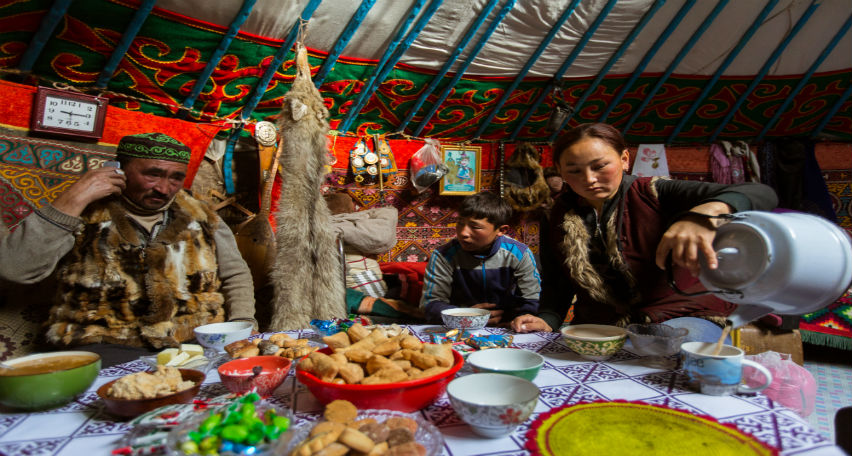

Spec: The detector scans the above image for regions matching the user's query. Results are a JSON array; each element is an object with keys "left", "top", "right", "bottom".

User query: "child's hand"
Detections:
[
  {"left": 510, "top": 314, "right": 552, "bottom": 333},
  {"left": 472, "top": 303, "right": 503, "bottom": 325}
]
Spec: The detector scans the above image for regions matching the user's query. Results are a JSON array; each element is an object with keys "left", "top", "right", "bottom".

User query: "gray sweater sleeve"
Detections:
[
  {"left": 0, "top": 205, "right": 81, "bottom": 284},
  {"left": 212, "top": 219, "right": 257, "bottom": 329},
  {"left": 419, "top": 250, "right": 456, "bottom": 323}
]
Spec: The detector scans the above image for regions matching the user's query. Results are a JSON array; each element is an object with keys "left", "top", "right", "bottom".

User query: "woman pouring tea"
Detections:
[{"left": 510, "top": 123, "right": 777, "bottom": 335}]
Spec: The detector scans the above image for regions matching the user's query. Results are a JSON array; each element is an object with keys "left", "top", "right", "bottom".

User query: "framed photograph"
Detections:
[{"left": 439, "top": 145, "right": 481, "bottom": 195}]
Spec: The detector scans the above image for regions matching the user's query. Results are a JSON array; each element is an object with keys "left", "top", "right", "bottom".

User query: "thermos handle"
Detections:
[{"left": 664, "top": 211, "right": 744, "bottom": 299}]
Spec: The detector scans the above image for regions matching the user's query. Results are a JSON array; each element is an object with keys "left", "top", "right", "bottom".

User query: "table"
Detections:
[{"left": 0, "top": 326, "right": 842, "bottom": 456}]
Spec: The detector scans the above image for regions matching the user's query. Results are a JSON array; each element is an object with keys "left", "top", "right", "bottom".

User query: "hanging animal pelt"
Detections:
[
  {"left": 270, "top": 44, "right": 346, "bottom": 330},
  {"left": 504, "top": 143, "right": 551, "bottom": 212}
]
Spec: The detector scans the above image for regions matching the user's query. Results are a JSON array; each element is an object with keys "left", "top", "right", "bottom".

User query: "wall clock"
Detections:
[{"left": 30, "top": 86, "right": 108, "bottom": 140}]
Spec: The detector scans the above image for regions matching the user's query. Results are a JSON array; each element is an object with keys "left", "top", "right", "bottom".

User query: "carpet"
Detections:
[{"left": 799, "top": 289, "right": 852, "bottom": 350}]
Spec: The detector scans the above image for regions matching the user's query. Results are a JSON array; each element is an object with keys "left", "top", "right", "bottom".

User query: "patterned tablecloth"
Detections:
[{"left": 0, "top": 326, "right": 842, "bottom": 456}]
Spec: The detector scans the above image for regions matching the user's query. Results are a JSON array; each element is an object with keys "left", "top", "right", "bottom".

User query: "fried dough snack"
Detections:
[
  {"left": 297, "top": 324, "right": 453, "bottom": 385},
  {"left": 289, "top": 401, "right": 426, "bottom": 456},
  {"left": 225, "top": 333, "right": 318, "bottom": 360}
]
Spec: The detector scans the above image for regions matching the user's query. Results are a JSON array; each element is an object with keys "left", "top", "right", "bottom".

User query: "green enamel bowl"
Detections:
[
  {"left": 561, "top": 324, "right": 627, "bottom": 361},
  {"left": 0, "top": 351, "right": 101, "bottom": 410},
  {"left": 467, "top": 348, "right": 544, "bottom": 381}
]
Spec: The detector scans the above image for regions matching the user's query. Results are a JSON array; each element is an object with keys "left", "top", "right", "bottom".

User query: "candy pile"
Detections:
[
  {"left": 427, "top": 329, "right": 514, "bottom": 357},
  {"left": 178, "top": 393, "right": 290, "bottom": 455},
  {"left": 309, "top": 316, "right": 372, "bottom": 337}
]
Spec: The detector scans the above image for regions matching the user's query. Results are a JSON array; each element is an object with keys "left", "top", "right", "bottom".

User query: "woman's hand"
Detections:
[
  {"left": 655, "top": 201, "right": 732, "bottom": 276},
  {"left": 510, "top": 314, "right": 552, "bottom": 333},
  {"left": 52, "top": 166, "right": 126, "bottom": 217},
  {"left": 472, "top": 303, "right": 504, "bottom": 325}
]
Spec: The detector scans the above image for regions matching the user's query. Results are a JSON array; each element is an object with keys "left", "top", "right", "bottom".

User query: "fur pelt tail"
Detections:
[{"left": 270, "top": 44, "right": 346, "bottom": 330}]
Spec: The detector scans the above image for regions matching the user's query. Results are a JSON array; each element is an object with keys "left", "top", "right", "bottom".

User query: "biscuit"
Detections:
[
  {"left": 314, "top": 442, "right": 349, "bottom": 456},
  {"left": 358, "top": 421, "right": 390, "bottom": 443},
  {"left": 367, "top": 441, "right": 390, "bottom": 455},
  {"left": 310, "top": 421, "right": 347, "bottom": 438},
  {"left": 323, "top": 399, "right": 358, "bottom": 424},
  {"left": 387, "top": 441, "right": 426, "bottom": 456},
  {"left": 386, "top": 427, "right": 415, "bottom": 447},
  {"left": 385, "top": 416, "right": 419, "bottom": 434},
  {"left": 339, "top": 427, "right": 376, "bottom": 453}
]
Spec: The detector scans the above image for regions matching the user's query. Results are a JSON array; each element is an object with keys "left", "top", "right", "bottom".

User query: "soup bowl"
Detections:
[
  {"left": 447, "top": 373, "right": 539, "bottom": 438},
  {"left": 561, "top": 324, "right": 627, "bottom": 361},
  {"left": 467, "top": 348, "right": 544, "bottom": 381},
  {"left": 0, "top": 351, "right": 101, "bottom": 410},
  {"left": 441, "top": 308, "right": 490, "bottom": 330}
]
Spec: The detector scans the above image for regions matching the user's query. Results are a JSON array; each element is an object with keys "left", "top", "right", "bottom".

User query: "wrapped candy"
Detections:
[{"left": 467, "top": 334, "right": 514, "bottom": 350}]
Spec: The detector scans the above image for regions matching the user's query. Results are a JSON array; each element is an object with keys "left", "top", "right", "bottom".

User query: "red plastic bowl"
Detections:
[
  {"left": 296, "top": 346, "right": 464, "bottom": 412},
  {"left": 218, "top": 356, "right": 291, "bottom": 397}
]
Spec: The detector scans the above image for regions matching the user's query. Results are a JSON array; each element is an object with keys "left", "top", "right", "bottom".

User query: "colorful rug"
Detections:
[
  {"left": 525, "top": 401, "right": 777, "bottom": 456},
  {"left": 800, "top": 290, "right": 852, "bottom": 350}
]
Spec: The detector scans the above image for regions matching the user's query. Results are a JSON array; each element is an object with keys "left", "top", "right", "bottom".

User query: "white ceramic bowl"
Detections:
[
  {"left": 193, "top": 321, "right": 253, "bottom": 352},
  {"left": 447, "top": 373, "right": 539, "bottom": 438},
  {"left": 467, "top": 348, "right": 544, "bottom": 381},
  {"left": 441, "top": 308, "right": 490, "bottom": 330},
  {"left": 560, "top": 324, "right": 627, "bottom": 361}
]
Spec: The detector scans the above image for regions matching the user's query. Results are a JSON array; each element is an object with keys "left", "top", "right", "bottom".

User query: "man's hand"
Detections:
[
  {"left": 655, "top": 201, "right": 732, "bottom": 277},
  {"left": 510, "top": 314, "right": 552, "bottom": 333},
  {"left": 52, "top": 167, "right": 126, "bottom": 217},
  {"left": 472, "top": 303, "right": 504, "bottom": 325}
]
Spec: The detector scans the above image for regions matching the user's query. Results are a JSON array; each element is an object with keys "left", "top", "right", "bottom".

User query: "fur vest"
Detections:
[
  {"left": 552, "top": 176, "right": 734, "bottom": 326},
  {"left": 47, "top": 192, "right": 226, "bottom": 348}
]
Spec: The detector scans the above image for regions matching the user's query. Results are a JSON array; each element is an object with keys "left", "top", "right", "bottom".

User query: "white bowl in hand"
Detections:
[{"left": 193, "top": 321, "right": 253, "bottom": 352}]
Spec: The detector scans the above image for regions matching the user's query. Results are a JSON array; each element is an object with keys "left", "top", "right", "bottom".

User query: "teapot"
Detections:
[{"left": 668, "top": 211, "right": 852, "bottom": 328}]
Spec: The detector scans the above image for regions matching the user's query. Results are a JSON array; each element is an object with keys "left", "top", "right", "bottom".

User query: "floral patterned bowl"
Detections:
[
  {"left": 447, "top": 373, "right": 539, "bottom": 438},
  {"left": 193, "top": 321, "right": 253, "bottom": 352},
  {"left": 441, "top": 308, "right": 490, "bottom": 330},
  {"left": 560, "top": 324, "right": 627, "bottom": 361}
]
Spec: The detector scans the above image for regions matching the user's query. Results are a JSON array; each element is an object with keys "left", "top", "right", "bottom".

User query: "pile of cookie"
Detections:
[
  {"left": 225, "top": 333, "right": 318, "bottom": 360},
  {"left": 289, "top": 399, "right": 426, "bottom": 456},
  {"left": 299, "top": 323, "right": 454, "bottom": 385}
]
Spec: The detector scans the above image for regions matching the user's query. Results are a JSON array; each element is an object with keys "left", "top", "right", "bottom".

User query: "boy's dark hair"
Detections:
[{"left": 458, "top": 192, "right": 512, "bottom": 227}]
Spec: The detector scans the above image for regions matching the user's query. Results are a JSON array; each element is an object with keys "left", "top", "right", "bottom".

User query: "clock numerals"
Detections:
[{"left": 31, "top": 87, "right": 108, "bottom": 139}]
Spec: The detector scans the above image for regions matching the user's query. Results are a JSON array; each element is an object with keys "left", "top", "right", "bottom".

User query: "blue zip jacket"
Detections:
[{"left": 419, "top": 235, "right": 541, "bottom": 324}]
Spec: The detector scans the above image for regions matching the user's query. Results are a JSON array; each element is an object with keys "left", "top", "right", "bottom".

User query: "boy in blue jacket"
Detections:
[{"left": 420, "top": 192, "right": 541, "bottom": 325}]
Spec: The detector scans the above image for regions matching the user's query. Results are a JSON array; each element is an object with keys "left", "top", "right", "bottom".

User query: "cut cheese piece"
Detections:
[
  {"left": 165, "top": 351, "right": 190, "bottom": 366},
  {"left": 157, "top": 348, "right": 179, "bottom": 365},
  {"left": 182, "top": 354, "right": 208, "bottom": 367},
  {"left": 180, "top": 343, "right": 204, "bottom": 357}
]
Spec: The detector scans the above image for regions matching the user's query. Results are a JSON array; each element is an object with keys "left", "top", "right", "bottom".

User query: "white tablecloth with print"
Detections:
[{"left": 0, "top": 326, "right": 842, "bottom": 456}]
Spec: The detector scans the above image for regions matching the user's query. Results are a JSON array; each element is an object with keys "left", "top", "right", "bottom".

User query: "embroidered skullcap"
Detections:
[{"left": 116, "top": 133, "right": 191, "bottom": 164}]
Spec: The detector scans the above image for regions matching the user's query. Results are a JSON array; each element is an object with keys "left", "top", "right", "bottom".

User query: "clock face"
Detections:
[{"left": 41, "top": 95, "right": 98, "bottom": 132}]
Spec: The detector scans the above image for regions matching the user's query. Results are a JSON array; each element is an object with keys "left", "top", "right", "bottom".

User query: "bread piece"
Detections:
[
  {"left": 308, "top": 351, "right": 340, "bottom": 382},
  {"left": 408, "top": 351, "right": 437, "bottom": 370},
  {"left": 347, "top": 323, "right": 370, "bottom": 343},
  {"left": 422, "top": 343, "right": 454, "bottom": 367},
  {"left": 224, "top": 339, "right": 251, "bottom": 358},
  {"left": 269, "top": 333, "right": 294, "bottom": 347},
  {"left": 399, "top": 336, "right": 422, "bottom": 350},
  {"left": 338, "top": 362, "right": 365, "bottom": 384},
  {"left": 365, "top": 355, "right": 397, "bottom": 375},
  {"left": 362, "top": 367, "right": 409, "bottom": 385},
  {"left": 371, "top": 339, "right": 401, "bottom": 357},
  {"left": 235, "top": 345, "right": 260, "bottom": 359},
  {"left": 344, "top": 348, "right": 374, "bottom": 364},
  {"left": 323, "top": 331, "right": 351, "bottom": 350}
]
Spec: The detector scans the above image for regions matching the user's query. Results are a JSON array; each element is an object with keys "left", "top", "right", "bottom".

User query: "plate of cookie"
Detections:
[
  {"left": 224, "top": 333, "right": 323, "bottom": 360},
  {"left": 276, "top": 400, "right": 443, "bottom": 456},
  {"left": 296, "top": 323, "right": 464, "bottom": 412}
]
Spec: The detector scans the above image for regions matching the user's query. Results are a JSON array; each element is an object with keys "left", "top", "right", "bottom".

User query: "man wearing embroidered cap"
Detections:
[{"left": 0, "top": 133, "right": 256, "bottom": 364}]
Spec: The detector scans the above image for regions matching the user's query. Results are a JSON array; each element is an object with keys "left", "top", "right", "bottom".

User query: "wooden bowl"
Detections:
[{"left": 97, "top": 369, "right": 204, "bottom": 419}]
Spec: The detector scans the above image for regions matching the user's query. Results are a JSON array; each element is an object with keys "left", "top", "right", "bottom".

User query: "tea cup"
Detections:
[{"left": 680, "top": 341, "right": 772, "bottom": 396}]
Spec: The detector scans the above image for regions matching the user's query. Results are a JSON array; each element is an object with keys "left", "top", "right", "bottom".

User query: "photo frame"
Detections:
[{"left": 439, "top": 145, "right": 481, "bottom": 195}]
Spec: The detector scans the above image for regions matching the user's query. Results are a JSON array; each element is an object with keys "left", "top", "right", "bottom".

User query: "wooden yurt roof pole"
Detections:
[
  {"left": 396, "top": 0, "right": 500, "bottom": 133},
  {"left": 95, "top": 0, "right": 156, "bottom": 89},
  {"left": 471, "top": 0, "right": 580, "bottom": 140},
  {"left": 181, "top": 0, "right": 258, "bottom": 113},
  {"left": 17, "top": 0, "right": 73, "bottom": 73},
  {"left": 338, "top": 0, "right": 442, "bottom": 134},
  {"left": 412, "top": 0, "right": 517, "bottom": 137},
  {"left": 223, "top": 0, "right": 322, "bottom": 194},
  {"left": 509, "top": 0, "right": 614, "bottom": 141},
  {"left": 813, "top": 80, "right": 852, "bottom": 138},
  {"left": 759, "top": 11, "right": 852, "bottom": 142},
  {"left": 666, "top": 0, "right": 779, "bottom": 145},
  {"left": 622, "top": 0, "right": 729, "bottom": 137},
  {"left": 709, "top": 0, "right": 820, "bottom": 143},
  {"left": 334, "top": 0, "right": 428, "bottom": 132},
  {"left": 548, "top": 0, "right": 666, "bottom": 143},
  {"left": 598, "top": 0, "right": 697, "bottom": 123},
  {"left": 313, "top": 0, "right": 378, "bottom": 87}
]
